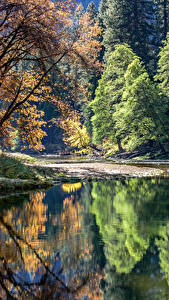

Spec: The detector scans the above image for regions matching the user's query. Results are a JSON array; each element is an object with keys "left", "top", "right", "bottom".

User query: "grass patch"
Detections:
[
  {"left": 9, "top": 152, "right": 37, "bottom": 163},
  {"left": 0, "top": 153, "right": 34, "bottom": 179},
  {"left": 0, "top": 152, "right": 65, "bottom": 191}
]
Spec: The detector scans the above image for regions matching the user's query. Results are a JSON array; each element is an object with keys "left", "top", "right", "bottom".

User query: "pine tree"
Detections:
[
  {"left": 83, "top": 1, "right": 101, "bottom": 135},
  {"left": 86, "top": 0, "right": 100, "bottom": 100},
  {"left": 99, "top": 0, "right": 156, "bottom": 70},
  {"left": 98, "top": 0, "right": 109, "bottom": 20},
  {"left": 86, "top": 1, "right": 98, "bottom": 18},
  {"left": 154, "top": 0, "right": 169, "bottom": 42},
  {"left": 154, "top": 33, "right": 169, "bottom": 145}
]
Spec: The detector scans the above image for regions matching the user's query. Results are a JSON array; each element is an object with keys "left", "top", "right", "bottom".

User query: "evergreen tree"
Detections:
[
  {"left": 83, "top": 1, "right": 101, "bottom": 135},
  {"left": 98, "top": 0, "right": 109, "bottom": 20},
  {"left": 99, "top": 0, "right": 156, "bottom": 70},
  {"left": 154, "top": 0, "right": 169, "bottom": 42},
  {"left": 80, "top": 0, "right": 100, "bottom": 9},
  {"left": 86, "top": 1, "right": 98, "bottom": 17}
]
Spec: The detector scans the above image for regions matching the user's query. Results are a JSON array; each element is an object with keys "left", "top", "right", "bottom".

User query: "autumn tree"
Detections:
[
  {"left": 49, "top": 6, "right": 102, "bottom": 153},
  {"left": 56, "top": 101, "right": 90, "bottom": 152},
  {"left": 0, "top": 0, "right": 101, "bottom": 151}
]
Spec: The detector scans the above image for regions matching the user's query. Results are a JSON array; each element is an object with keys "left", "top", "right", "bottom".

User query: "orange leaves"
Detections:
[
  {"left": 0, "top": 69, "right": 48, "bottom": 150},
  {"left": 2, "top": 191, "right": 48, "bottom": 274},
  {"left": 0, "top": 114, "right": 16, "bottom": 148},
  {"left": 59, "top": 194, "right": 93, "bottom": 272},
  {"left": 73, "top": 9, "right": 102, "bottom": 71},
  {"left": 16, "top": 103, "right": 47, "bottom": 151},
  {"left": 0, "top": 0, "right": 102, "bottom": 151},
  {"left": 61, "top": 195, "right": 82, "bottom": 235},
  {"left": 0, "top": 0, "right": 75, "bottom": 150}
]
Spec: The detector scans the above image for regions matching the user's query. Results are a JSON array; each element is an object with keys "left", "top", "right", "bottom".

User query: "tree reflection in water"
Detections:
[
  {"left": 0, "top": 186, "right": 103, "bottom": 299},
  {"left": 90, "top": 178, "right": 169, "bottom": 299},
  {"left": 3, "top": 178, "right": 169, "bottom": 299}
]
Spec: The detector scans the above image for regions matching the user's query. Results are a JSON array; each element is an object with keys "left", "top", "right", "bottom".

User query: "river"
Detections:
[{"left": 1, "top": 177, "right": 169, "bottom": 299}]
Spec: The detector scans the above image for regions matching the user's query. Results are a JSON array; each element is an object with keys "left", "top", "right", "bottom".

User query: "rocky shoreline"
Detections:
[{"left": 29, "top": 160, "right": 164, "bottom": 179}]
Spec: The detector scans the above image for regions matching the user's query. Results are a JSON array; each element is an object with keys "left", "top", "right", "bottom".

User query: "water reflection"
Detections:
[
  {"left": 1, "top": 178, "right": 169, "bottom": 299},
  {"left": 0, "top": 183, "right": 103, "bottom": 299},
  {"left": 91, "top": 179, "right": 169, "bottom": 299}
]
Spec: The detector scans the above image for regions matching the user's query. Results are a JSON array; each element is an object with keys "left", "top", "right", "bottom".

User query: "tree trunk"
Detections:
[
  {"left": 158, "top": 141, "right": 167, "bottom": 154},
  {"left": 163, "top": 0, "right": 168, "bottom": 39},
  {"left": 117, "top": 138, "right": 124, "bottom": 152}
]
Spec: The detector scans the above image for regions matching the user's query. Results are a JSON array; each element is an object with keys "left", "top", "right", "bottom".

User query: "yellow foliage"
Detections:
[
  {"left": 64, "top": 119, "right": 90, "bottom": 148},
  {"left": 62, "top": 182, "right": 82, "bottom": 193},
  {"left": 57, "top": 100, "right": 90, "bottom": 150}
]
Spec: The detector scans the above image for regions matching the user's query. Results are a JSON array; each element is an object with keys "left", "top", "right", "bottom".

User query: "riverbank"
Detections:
[
  {"left": 28, "top": 159, "right": 165, "bottom": 179},
  {"left": 1, "top": 152, "right": 168, "bottom": 193},
  {"left": 0, "top": 152, "right": 68, "bottom": 192}
]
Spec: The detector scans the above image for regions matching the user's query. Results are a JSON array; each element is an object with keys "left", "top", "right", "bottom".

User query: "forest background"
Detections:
[{"left": 1, "top": 0, "right": 169, "bottom": 157}]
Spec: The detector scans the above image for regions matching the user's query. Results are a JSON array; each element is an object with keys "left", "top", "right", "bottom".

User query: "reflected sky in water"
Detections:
[{"left": 1, "top": 178, "right": 169, "bottom": 299}]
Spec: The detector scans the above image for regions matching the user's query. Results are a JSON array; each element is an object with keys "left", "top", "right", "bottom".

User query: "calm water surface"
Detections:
[{"left": 1, "top": 178, "right": 169, "bottom": 299}]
